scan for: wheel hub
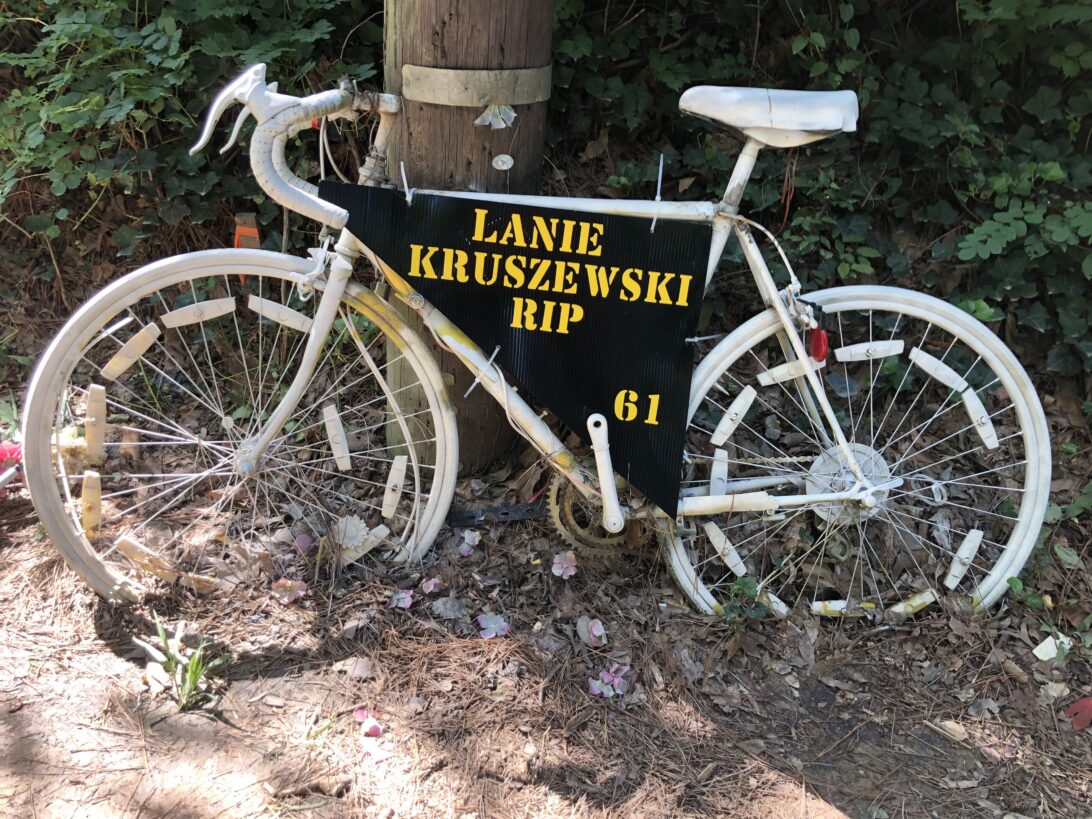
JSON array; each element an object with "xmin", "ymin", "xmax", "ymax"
[{"xmin": 806, "ymin": 442, "xmax": 892, "ymax": 523}]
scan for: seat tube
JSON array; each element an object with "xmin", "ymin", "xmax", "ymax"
[{"xmin": 720, "ymin": 138, "xmax": 763, "ymax": 214}]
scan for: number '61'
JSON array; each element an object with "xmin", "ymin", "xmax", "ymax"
[{"xmin": 613, "ymin": 390, "xmax": 661, "ymax": 425}]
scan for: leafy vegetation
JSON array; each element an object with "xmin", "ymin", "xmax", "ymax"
[
  {"xmin": 0, "ymin": 0, "xmax": 381, "ymax": 258},
  {"xmin": 552, "ymin": 0, "xmax": 1092, "ymax": 373},
  {"xmin": 1006, "ymin": 477, "xmax": 1092, "ymax": 660},
  {"xmin": 1, "ymin": 0, "xmax": 1090, "ymax": 372},
  {"xmin": 133, "ymin": 615, "xmax": 225, "ymax": 710}
]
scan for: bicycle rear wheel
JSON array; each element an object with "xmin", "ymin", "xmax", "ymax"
[
  {"xmin": 663, "ymin": 286, "xmax": 1050, "ymax": 618},
  {"xmin": 23, "ymin": 249, "xmax": 457, "ymax": 601}
]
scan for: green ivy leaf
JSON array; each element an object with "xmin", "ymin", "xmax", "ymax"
[
  {"xmin": 1023, "ymin": 86, "xmax": 1064, "ymax": 123},
  {"xmin": 1047, "ymin": 345, "xmax": 1081, "ymax": 375},
  {"xmin": 958, "ymin": 298, "xmax": 1003, "ymax": 322},
  {"xmin": 1023, "ymin": 302, "xmax": 1050, "ymax": 332},
  {"xmin": 1067, "ymin": 481, "xmax": 1092, "ymax": 519},
  {"xmin": 112, "ymin": 224, "xmax": 140, "ymax": 255},
  {"xmin": 557, "ymin": 27, "xmax": 593, "ymax": 60},
  {"xmin": 1053, "ymin": 543, "xmax": 1084, "ymax": 569},
  {"xmin": 24, "ymin": 213, "xmax": 54, "ymax": 233}
]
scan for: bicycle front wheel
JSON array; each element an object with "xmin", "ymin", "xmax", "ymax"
[
  {"xmin": 663, "ymin": 286, "xmax": 1050, "ymax": 618},
  {"xmin": 23, "ymin": 249, "xmax": 457, "ymax": 601}
]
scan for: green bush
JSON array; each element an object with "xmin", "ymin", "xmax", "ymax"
[
  {"xmin": 2, "ymin": 0, "xmax": 1089, "ymax": 372},
  {"xmin": 553, "ymin": 0, "xmax": 1091, "ymax": 373},
  {"xmin": 0, "ymin": 0, "xmax": 381, "ymax": 255}
]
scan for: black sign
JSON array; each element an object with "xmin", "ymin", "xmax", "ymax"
[{"xmin": 318, "ymin": 182, "xmax": 711, "ymax": 516}]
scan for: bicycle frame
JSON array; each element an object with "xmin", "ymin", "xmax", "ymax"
[{"xmin": 237, "ymin": 135, "xmax": 877, "ymax": 528}]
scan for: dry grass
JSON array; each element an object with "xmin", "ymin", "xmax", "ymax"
[{"xmin": 1, "ymin": 490, "xmax": 1090, "ymax": 818}]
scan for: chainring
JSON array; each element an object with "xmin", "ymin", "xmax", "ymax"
[{"xmin": 545, "ymin": 474, "xmax": 633, "ymax": 558}]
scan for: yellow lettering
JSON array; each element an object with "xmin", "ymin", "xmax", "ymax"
[
  {"xmin": 503, "ymin": 255, "xmax": 527, "ymax": 289},
  {"xmin": 528, "ymin": 257, "xmax": 552, "ymax": 291},
  {"xmin": 408, "ymin": 244, "xmax": 440, "ymax": 279},
  {"xmin": 559, "ymin": 219, "xmax": 577, "ymax": 254},
  {"xmin": 473, "ymin": 252, "xmax": 500, "ymax": 286},
  {"xmin": 438, "ymin": 247, "xmax": 467, "ymax": 282},
  {"xmin": 510, "ymin": 296, "xmax": 538, "ymax": 331},
  {"xmin": 645, "ymin": 393, "xmax": 661, "ymax": 425},
  {"xmin": 614, "ymin": 390, "xmax": 639, "ymax": 422},
  {"xmin": 553, "ymin": 261, "xmax": 579, "ymax": 295},
  {"xmin": 645, "ymin": 271, "xmax": 676, "ymax": 305},
  {"xmin": 529, "ymin": 216, "xmax": 557, "ymax": 252},
  {"xmin": 472, "ymin": 209, "xmax": 497, "ymax": 243},
  {"xmin": 579, "ymin": 222, "xmax": 605, "ymax": 257},
  {"xmin": 620, "ymin": 268, "xmax": 642, "ymax": 302},
  {"xmin": 557, "ymin": 302, "xmax": 584, "ymax": 334},
  {"xmin": 614, "ymin": 390, "xmax": 660, "ymax": 424},
  {"xmin": 539, "ymin": 299, "xmax": 557, "ymax": 332},
  {"xmin": 585, "ymin": 265, "xmax": 619, "ymax": 298},
  {"xmin": 499, "ymin": 213, "xmax": 527, "ymax": 248},
  {"xmin": 675, "ymin": 274, "xmax": 693, "ymax": 307}
]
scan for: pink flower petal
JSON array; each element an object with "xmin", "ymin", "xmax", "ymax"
[
  {"xmin": 360, "ymin": 716, "xmax": 384, "ymax": 737},
  {"xmin": 420, "ymin": 577, "xmax": 442, "ymax": 594},
  {"xmin": 271, "ymin": 578, "xmax": 307, "ymax": 604},
  {"xmin": 476, "ymin": 613, "xmax": 510, "ymax": 639},
  {"xmin": 388, "ymin": 589, "xmax": 413, "ymax": 609},
  {"xmin": 552, "ymin": 550, "xmax": 578, "ymax": 579}
]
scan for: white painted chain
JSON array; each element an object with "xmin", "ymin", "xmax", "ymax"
[{"xmin": 738, "ymin": 455, "xmax": 816, "ymax": 464}]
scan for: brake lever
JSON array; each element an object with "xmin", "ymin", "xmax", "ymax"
[
  {"xmin": 190, "ymin": 64, "xmax": 296, "ymax": 156},
  {"xmin": 221, "ymin": 81, "xmax": 279, "ymax": 154}
]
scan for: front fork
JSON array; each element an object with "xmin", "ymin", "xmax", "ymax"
[{"xmin": 234, "ymin": 229, "xmax": 358, "ymax": 473}]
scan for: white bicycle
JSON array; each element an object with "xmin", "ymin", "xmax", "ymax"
[{"xmin": 22, "ymin": 65, "xmax": 1051, "ymax": 618}]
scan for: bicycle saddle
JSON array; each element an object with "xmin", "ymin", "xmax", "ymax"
[{"xmin": 679, "ymin": 86, "xmax": 858, "ymax": 148}]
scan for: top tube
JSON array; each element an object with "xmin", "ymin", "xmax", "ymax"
[{"xmin": 420, "ymin": 189, "xmax": 723, "ymax": 225}]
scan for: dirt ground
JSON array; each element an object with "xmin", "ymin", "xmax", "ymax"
[
  {"xmin": 1, "ymin": 435, "xmax": 1090, "ymax": 819},
  {"xmin": 0, "ymin": 173, "xmax": 1089, "ymax": 818}
]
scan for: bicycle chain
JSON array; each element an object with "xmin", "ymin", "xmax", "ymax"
[{"xmin": 737, "ymin": 455, "xmax": 816, "ymax": 464}]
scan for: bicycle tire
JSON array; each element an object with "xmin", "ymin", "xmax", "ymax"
[
  {"xmin": 662, "ymin": 285, "xmax": 1050, "ymax": 618},
  {"xmin": 23, "ymin": 249, "xmax": 458, "ymax": 601}
]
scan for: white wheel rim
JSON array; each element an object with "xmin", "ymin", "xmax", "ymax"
[{"xmin": 667, "ymin": 285, "xmax": 1050, "ymax": 616}]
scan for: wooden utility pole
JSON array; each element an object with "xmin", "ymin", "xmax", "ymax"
[{"xmin": 384, "ymin": 0, "xmax": 554, "ymax": 473}]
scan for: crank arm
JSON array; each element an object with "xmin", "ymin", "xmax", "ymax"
[{"xmin": 677, "ymin": 477, "xmax": 903, "ymax": 517}]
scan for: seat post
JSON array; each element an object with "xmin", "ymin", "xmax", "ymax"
[{"xmin": 720, "ymin": 138, "xmax": 762, "ymax": 214}]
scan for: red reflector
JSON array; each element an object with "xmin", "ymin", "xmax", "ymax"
[
  {"xmin": 808, "ymin": 327, "xmax": 829, "ymax": 362},
  {"xmin": 310, "ymin": 118, "xmax": 320, "ymax": 130}
]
